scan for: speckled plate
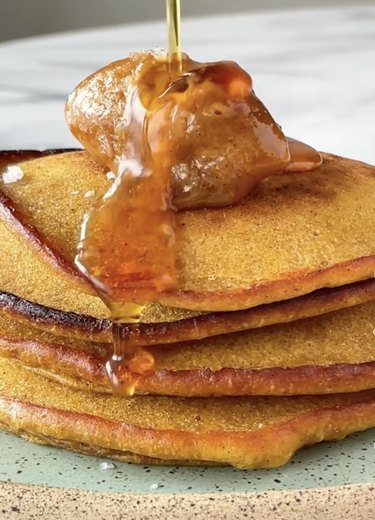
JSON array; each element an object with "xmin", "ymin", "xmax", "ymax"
[{"xmin": 1, "ymin": 428, "xmax": 375, "ymax": 518}]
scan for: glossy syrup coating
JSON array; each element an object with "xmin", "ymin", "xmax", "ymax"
[
  {"xmin": 66, "ymin": 51, "xmax": 293, "ymax": 210},
  {"xmin": 70, "ymin": 53, "xmax": 181, "ymax": 311},
  {"xmin": 65, "ymin": 51, "xmax": 322, "ymax": 391},
  {"xmin": 66, "ymin": 52, "xmax": 322, "ymax": 306},
  {"xmin": 66, "ymin": 51, "xmax": 298, "ymax": 310}
]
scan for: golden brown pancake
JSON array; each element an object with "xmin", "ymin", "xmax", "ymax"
[
  {"xmin": 1, "ymin": 151, "xmax": 375, "ymax": 312},
  {"xmin": 1, "ymin": 277, "xmax": 375, "ymax": 347},
  {"xmin": 2, "ymin": 300, "xmax": 375, "ymax": 396},
  {"xmin": 1, "ymin": 357, "xmax": 375, "ymax": 469},
  {"xmin": 0, "ymin": 214, "xmax": 107, "ymax": 318},
  {"xmin": 2, "ymin": 191, "xmax": 375, "ymax": 346}
]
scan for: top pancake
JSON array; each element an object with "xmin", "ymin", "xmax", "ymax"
[
  {"xmin": 2, "ymin": 200, "xmax": 375, "ymax": 348},
  {"xmin": 1, "ymin": 151, "xmax": 375, "ymax": 311}
]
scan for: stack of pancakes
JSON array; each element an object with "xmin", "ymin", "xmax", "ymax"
[{"xmin": 1, "ymin": 149, "xmax": 375, "ymax": 469}]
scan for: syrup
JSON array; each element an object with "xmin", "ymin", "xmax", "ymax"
[
  {"xmin": 75, "ymin": 2, "xmax": 186, "ymax": 393},
  {"xmin": 73, "ymin": 57, "xmax": 263, "ymax": 394},
  {"xmin": 67, "ymin": 8, "xmax": 322, "ymax": 396},
  {"xmin": 287, "ymin": 138, "xmax": 322, "ymax": 172},
  {"xmin": 166, "ymin": 0, "xmax": 182, "ymax": 74},
  {"xmin": 74, "ymin": 60, "xmax": 180, "ymax": 394}
]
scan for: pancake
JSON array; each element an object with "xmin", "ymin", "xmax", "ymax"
[
  {"xmin": 1, "ymin": 151, "xmax": 375, "ymax": 312},
  {"xmin": 1, "ymin": 357, "xmax": 375, "ymax": 469},
  {"xmin": 2, "ymin": 277, "xmax": 375, "ymax": 348},
  {"xmin": 2, "ymin": 300, "xmax": 375, "ymax": 396},
  {"xmin": 2, "ymin": 192, "xmax": 375, "ymax": 346}
]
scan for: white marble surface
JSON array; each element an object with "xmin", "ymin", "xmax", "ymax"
[{"xmin": 0, "ymin": 4, "xmax": 374, "ymax": 164}]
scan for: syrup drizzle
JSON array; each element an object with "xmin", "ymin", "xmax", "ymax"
[
  {"xmin": 74, "ymin": 4, "xmax": 188, "ymax": 394},
  {"xmin": 166, "ymin": 0, "xmax": 182, "ymax": 74},
  {"xmin": 74, "ymin": 1, "xmax": 190, "ymax": 394},
  {"xmin": 75, "ymin": 63, "xmax": 180, "ymax": 394},
  {"xmin": 67, "ymin": 8, "xmax": 322, "ymax": 396}
]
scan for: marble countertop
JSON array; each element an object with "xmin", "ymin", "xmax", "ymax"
[{"xmin": 0, "ymin": 4, "xmax": 374, "ymax": 165}]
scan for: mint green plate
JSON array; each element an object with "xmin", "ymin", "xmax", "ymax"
[{"xmin": 1, "ymin": 429, "xmax": 374, "ymax": 494}]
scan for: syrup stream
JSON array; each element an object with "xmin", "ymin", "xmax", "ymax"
[{"xmin": 166, "ymin": 0, "xmax": 182, "ymax": 74}]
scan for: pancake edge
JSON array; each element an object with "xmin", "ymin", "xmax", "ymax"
[
  {"xmin": 1, "ymin": 151, "xmax": 375, "ymax": 312},
  {"xmin": 3, "ymin": 337, "xmax": 375, "ymax": 396},
  {"xmin": 1, "ymin": 277, "xmax": 375, "ymax": 346},
  {"xmin": 1, "ymin": 386, "xmax": 375, "ymax": 469}
]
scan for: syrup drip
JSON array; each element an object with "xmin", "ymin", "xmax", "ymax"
[
  {"xmin": 106, "ymin": 303, "xmax": 154, "ymax": 397},
  {"xmin": 166, "ymin": 0, "xmax": 182, "ymax": 74},
  {"xmin": 73, "ymin": 58, "xmax": 267, "ymax": 394},
  {"xmin": 287, "ymin": 138, "xmax": 322, "ymax": 172},
  {"xmin": 67, "ymin": 55, "xmax": 292, "ymax": 211},
  {"xmin": 74, "ymin": 0, "xmax": 186, "ymax": 393},
  {"xmin": 75, "ymin": 60, "xmax": 181, "ymax": 394}
]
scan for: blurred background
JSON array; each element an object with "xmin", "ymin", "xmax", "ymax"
[{"xmin": 1, "ymin": 0, "xmax": 373, "ymax": 42}]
